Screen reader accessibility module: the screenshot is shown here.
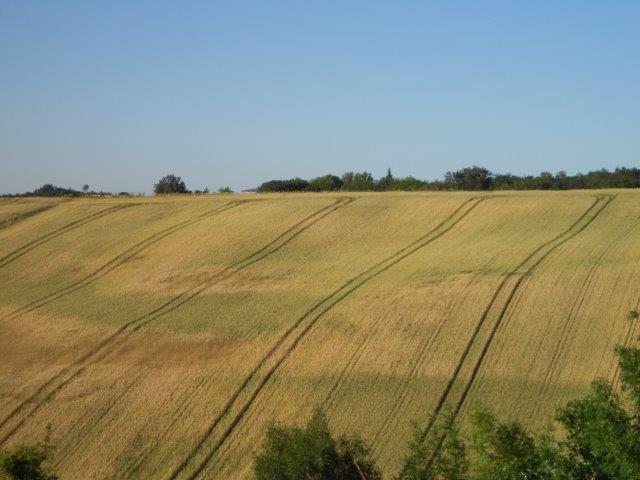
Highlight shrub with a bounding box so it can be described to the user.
[395,414,468,480]
[253,408,381,480]
[0,428,57,480]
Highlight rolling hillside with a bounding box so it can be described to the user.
[0,191,638,479]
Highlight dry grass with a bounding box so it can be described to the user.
[0,191,638,479]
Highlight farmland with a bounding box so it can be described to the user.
[0,191,638,479]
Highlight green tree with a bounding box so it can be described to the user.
[153,174,188,194]
[258,178,309,192]
[555,379,640,479]
[307,175,343,191]
[253,408,381,480]
[444,167,492,191]
[395,414,468,480]
[0,428,57,480]
[536,171,555,190]
[469,409,562,480]
[394,176,428,190]
[341,171,375,191]
[377,168,396,191]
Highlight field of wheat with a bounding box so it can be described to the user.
[0,191,638,479]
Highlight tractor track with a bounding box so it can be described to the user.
[108,197,356,478]
[612,295,640,389]
[0,198,23,206]
[164,197,484,480]
[0,204,133,269]
[0,202,63,231]
[0,197,352,447]
[421,194,613,467]
[369,253,502,450]
[1,201,243,322]
[533,214,639,410]
[51,372,144,469]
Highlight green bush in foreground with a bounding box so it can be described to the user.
[253,408,381,480]
[0,428,57,480]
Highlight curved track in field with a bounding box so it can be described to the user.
[0,204,133,269]
[612,296,640,389]
[0,197,352,447]
[533,214,640,409]
[367,252,502,449]
[0,200,64,231]
[114,197,356,478]
[165,197,484,480]
[1,201,242,323]
[420,194,613,467]
[0,198,23,206]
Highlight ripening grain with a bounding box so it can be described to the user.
[0,191,637,479]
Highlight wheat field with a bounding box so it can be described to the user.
[0,191,638,479]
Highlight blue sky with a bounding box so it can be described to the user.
[1,1,638,193]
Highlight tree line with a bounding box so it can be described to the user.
[258,166,640,192]
[4,167,640,197]
[1,184,119,198]
[3,340,638,479]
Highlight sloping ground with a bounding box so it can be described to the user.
[0,191,638,479]
[0,197,66,231]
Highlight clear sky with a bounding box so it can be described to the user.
[1,1,638,194]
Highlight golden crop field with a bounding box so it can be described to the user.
[0,191,638,479]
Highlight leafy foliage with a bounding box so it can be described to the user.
[153,174,188,194]
[555,379,640,479]
[468,409,560,480]
[444,167,493,191]
[257,178,310,192]
[253,408,381,480]
[616,345,640,409]
[395,415,468,480]
[0,428,57,480]
[308,175,343,191]
[340,171,376,191]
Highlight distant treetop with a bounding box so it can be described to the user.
[153,174,188,194]
[0,184,113,197]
